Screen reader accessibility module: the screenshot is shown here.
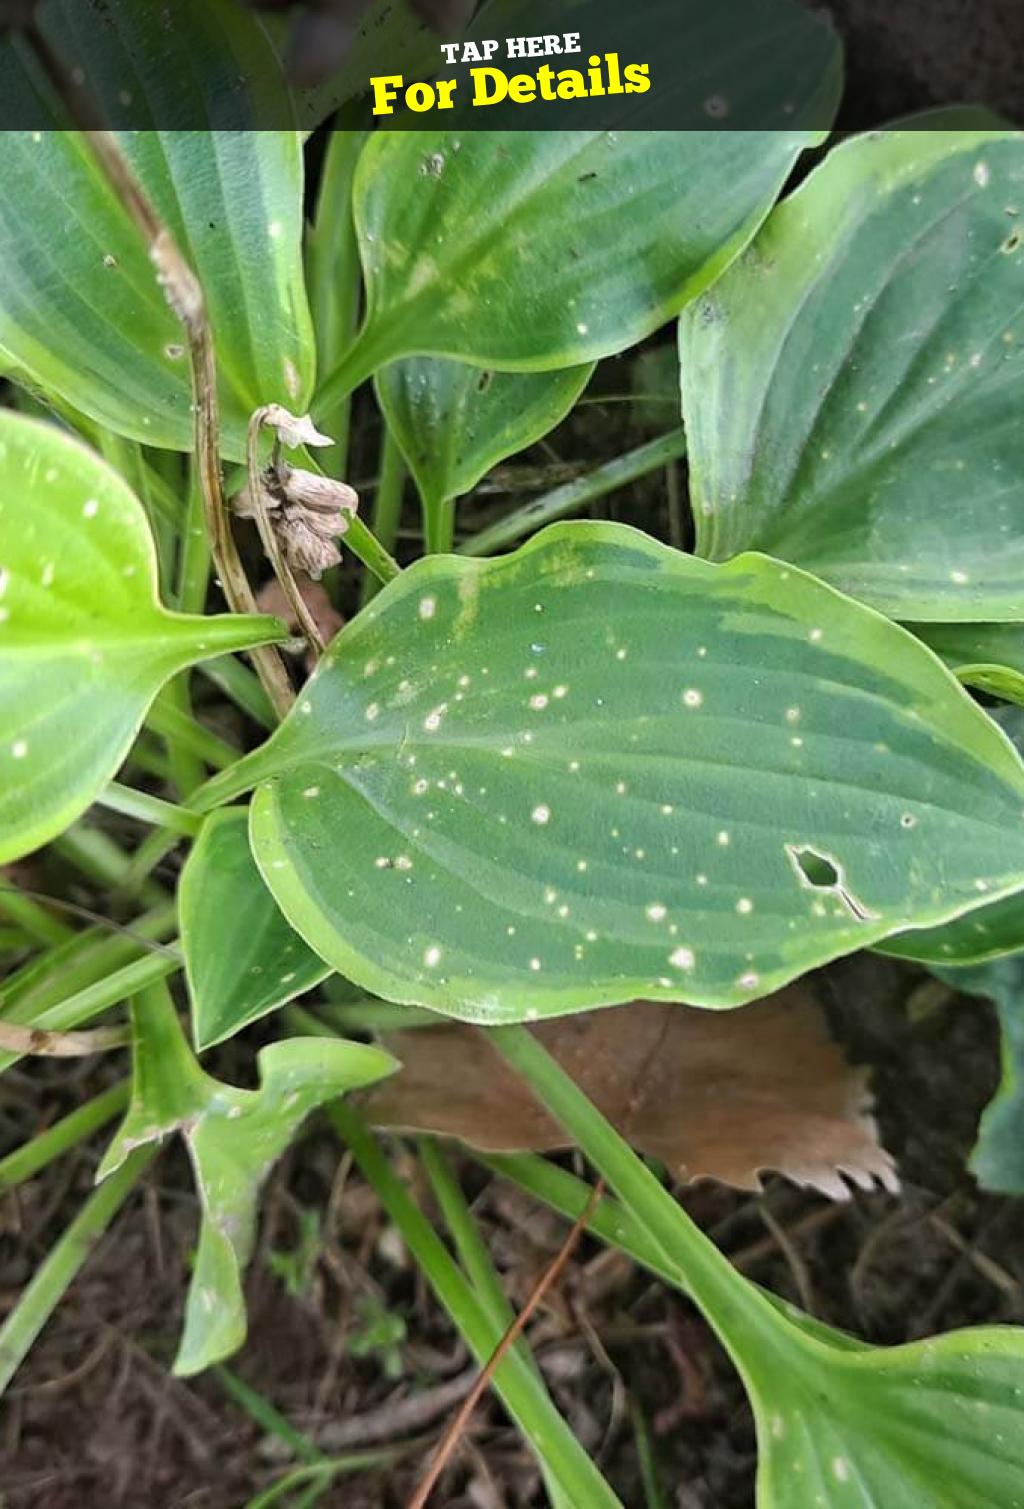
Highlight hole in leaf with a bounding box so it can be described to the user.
[476,369,494,393]
[789,846,840,889]
[1002,229,1021,254]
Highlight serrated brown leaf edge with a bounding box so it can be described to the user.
[365,985,899,1201]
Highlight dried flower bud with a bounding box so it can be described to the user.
[277,515,342,580]
[233,441,358,582]
[231,476,282,519]
[278,464,358,520]
[260,404,334,451]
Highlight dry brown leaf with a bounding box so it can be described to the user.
[364,985,899,1201]
[256,578,343,671]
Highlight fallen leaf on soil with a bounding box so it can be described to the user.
[256,578,343,670]
[365,986,899,1200]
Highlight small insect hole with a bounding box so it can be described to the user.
[790,846,840,889]
[476,370,494,393]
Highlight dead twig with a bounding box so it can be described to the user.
[0,1021,129,1058]
[406,1178,605,1509]
[313,1365,479,1452]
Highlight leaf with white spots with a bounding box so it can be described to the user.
[375,355,594,537]
[681,118,1024,621]
[0,412,286,863]
[316,129,831,405]
[745,1313,1024,1508]
[196,521,1024,1022]
[878,708,1024,965]
[98,983,395,1376]
[0,121,313,460]
[180,808,332,1050]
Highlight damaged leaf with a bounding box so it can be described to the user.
[98,982,394,1374]
[196,522,1024,1022]
[366,987,897,1200]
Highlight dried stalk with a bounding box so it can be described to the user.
[21,23,295,719]
[246,408,327,658]
[80,131,295,719]
[0,1021,129,1058]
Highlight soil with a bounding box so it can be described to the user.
[2,948,1020,1508]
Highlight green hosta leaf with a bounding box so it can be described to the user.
[913,622,1024,706]
[681,120,1024,621]
[292,0,476,128]
[196,522,1024,1023]
[932,954,1024,1194]
[445,0,841,130]
[180,808,332,1050]
[99,983,394,1374]
[317,129,828,404]
[879,708,1024,965]
[748,1319,1024,1507]
[0,125,313,460]
[375,357,594,525]
[0,412,285,863]
[2,0,290,127]
[879,888,1024,966]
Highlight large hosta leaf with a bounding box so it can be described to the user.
[0,412,285,863]
[0,0,290,128]
[180,808,332,1051]
[681,121,1024,621]
[749,1321,1024,1507]
[316,129,829,405]
[0,124,313,459]
[99,983,394,1375]
[375,356,593,527]
[196,522,1024,1022]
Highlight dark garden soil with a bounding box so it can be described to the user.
[2,950,1021,1509]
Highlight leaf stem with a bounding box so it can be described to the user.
[0,883,73,950]
[308,126,369,480]
[424,496,456,556]
[0,952,181,1075]
[459,428,688,557]
[246,407,326,656]
[487,1025,787,1379]
[346,512,402,590]
[0,1144,158,1397]
[66,120,295,718]
[97,781,203,837]
[361,424,406,604]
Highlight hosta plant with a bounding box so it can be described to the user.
[2,17,1024,1505]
